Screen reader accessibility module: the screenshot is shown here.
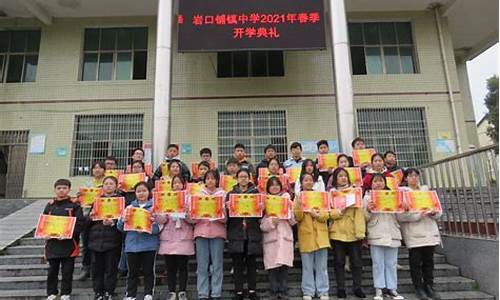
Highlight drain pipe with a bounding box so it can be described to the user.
[432,4,462,153]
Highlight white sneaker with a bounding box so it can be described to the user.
[46,296,57,300]
[61,296,71,300]
[387,290,404,300]
[320,296,330,300]
[144,295,153,300]
[123,297,136,300]
[178,291,187,300]
[374,289,383,300]
[167,292,177,300]
[302,296,313,300]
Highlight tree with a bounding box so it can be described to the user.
[484,75,499,143]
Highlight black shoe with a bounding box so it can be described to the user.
[93,294,104,300]
[77,266,91,281]
[424,285,441,300]
[336,289,347,298]
[415,286,428,300]
[248,291,260,300]
[353,288,366,298]
[118,270,128,278]
[233,293,244,300]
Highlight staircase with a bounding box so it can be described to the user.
[0,233,494,300]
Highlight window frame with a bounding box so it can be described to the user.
[216,50,285,78]
[0,29,41,83]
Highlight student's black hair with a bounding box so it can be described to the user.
[266,176,283,194]
[131,160,145,170]
[383,150,397,158]
[404,168,420,177]
[203,169,220,187]
[370,173,389,190]
[198,160,211,169]
[131,147,145,155]
[102,176,118,186]
[226,157,240,166]
[91,160,106,171]
[170,174,187,190]
[351,137,365,148]
[290,142,302,151]
[167,144,179,150]
[234,143,245,150]
[316,140,329,149]
[336,154,352,167]
[300,158,320,182]
[331,167,351,189]
[371,153,385,163]
[264,144,276,153]
[104,156,117,163]
[54,178,71,188]
[199,147,212,157]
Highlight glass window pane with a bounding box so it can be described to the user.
[10,31,26,52]
[380,23,396,44]
[82,53,98,81]
[100,29,116,50]
[348,23,363,45]
[98,53,113,80]
[26,30,41,52]
[116,52,132,80]
[400,46,416,73]
[0,55,4,82]
[363,23,379,45]
[251,51,267,76]
[384,47,400,74]
[396,22,413,44]
[268,51,284,76]
[366,47,383,74]
[84,29,100,51]
[23,55,38,82]
[6,55,23,82]
[0,31,9,53]
[217,52,231,77]
[133,28,148,49]
[117,28,133,50]
[350,46,366,75]
[132,51,147,80]
[233,51,248,77]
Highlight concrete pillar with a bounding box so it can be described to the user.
[328,0,355,154]
[456,57,480,148]
[153,0,174,166]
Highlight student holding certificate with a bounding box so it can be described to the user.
[226,169,262,300]
[87,176,123,300]
[363,174,404,300]
[362,153,393,193]
[398,168,442,300]
[117,182,160,300]
[194,170,227,300]
[260,177,296,299]
[294,159,326,196]
[192,160,211,183]
[328,168,366,299]
[326,154,353,190]
[42,179,84,300]
[294,173,330,300]
[155,175,194,300]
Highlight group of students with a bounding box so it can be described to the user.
[42,138,442,300]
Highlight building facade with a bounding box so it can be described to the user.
[0,0,497,197]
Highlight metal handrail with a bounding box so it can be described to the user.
[419,144,498,167]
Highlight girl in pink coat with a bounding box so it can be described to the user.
[155,175,194,300]
[260,176,296,299]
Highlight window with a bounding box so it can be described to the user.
[218,111,288,169]
[356,107,430,167]
[0,30,41,83]
[71,114,144,176]
[349,22,417,75]
[81,27,148,81]
[217,51,284,78]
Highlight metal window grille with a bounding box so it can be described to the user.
[218,111,288,169]
[0,130,29,198]
[0,30,41,83]
[356,107,430,167]
[70,114,144,176]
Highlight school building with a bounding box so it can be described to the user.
[0,0,497,197]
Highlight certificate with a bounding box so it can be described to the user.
[155,177,172,192]
[220,175,238,192]
[405,191,442,213]
[344,167,363,187]
[160,162,170,178]
[390,169,404,185]
[258,167,271,179]
[331,187,362,210]
[104,169,123,179]
[317,153,338,171]
[35,214,76,239]
[119,173,146,192]
[352,148,376,167]
[371,190,404,213]
[386,177,400,191]
[153,191,186,214]
[263,195,290,219]
[228,194,263,218]
[190,195,225,220]
[124,207,153,234]
[92,197,125,220]
[78,187,102,208]
[286,167,301,184]
[300,191,330,212]
[187,182,205,195]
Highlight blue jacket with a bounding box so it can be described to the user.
[117,199,160,253]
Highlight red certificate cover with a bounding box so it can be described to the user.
[92,197,125,220]
[300,191,330,212]
[35,214,76,240]
[153,191,186,214]
[330,187,362,210]
[190,195,225,220]
[228,194,263,218]
[371,190,405,213]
